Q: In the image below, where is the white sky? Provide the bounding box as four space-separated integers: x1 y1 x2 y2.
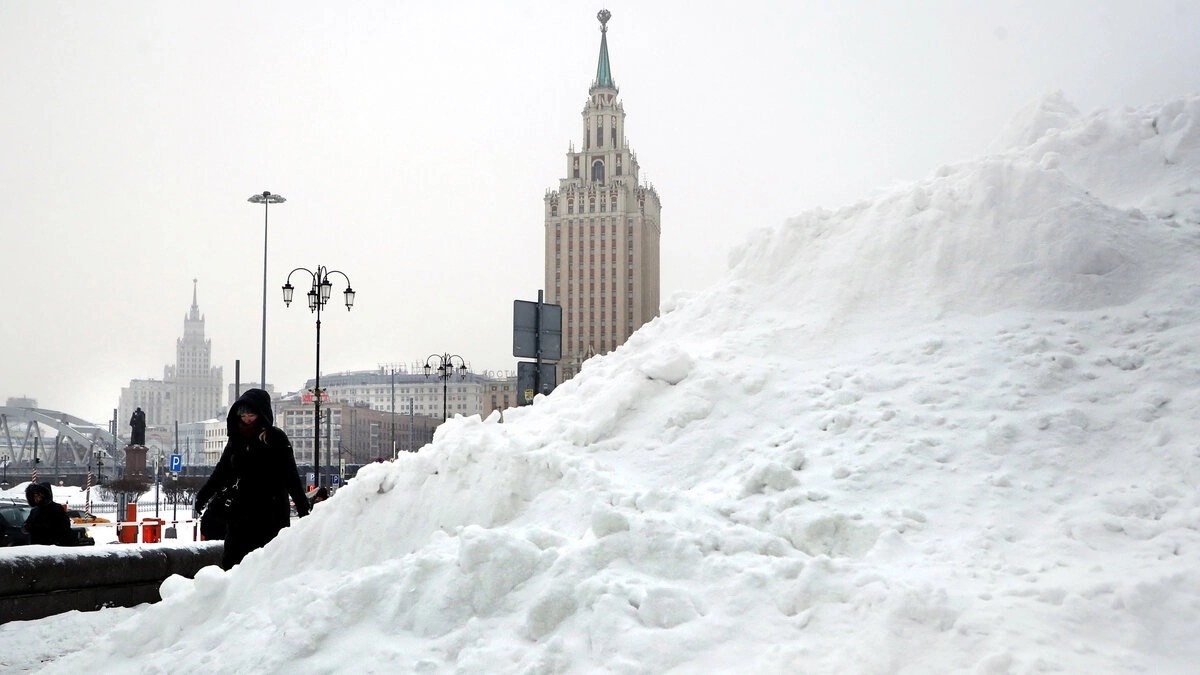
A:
3 1 1200 424
2 90 1199 671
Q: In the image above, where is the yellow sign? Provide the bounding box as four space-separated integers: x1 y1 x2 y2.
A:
524 388 535 402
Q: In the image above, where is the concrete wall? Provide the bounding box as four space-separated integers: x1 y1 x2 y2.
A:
0 542 223 624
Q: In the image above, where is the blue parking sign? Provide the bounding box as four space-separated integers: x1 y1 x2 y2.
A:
169 454 183 472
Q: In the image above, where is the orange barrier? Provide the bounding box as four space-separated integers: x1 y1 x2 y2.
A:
117 503 139 543
141 518 164 544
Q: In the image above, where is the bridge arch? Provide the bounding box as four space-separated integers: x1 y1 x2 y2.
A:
0 407 123 481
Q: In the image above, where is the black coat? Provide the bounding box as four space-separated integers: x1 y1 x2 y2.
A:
24 482 72 546
196 389 309 568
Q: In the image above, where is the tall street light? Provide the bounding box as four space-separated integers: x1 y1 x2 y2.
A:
248 191 286 389
424 353 468 422
283 265 355 488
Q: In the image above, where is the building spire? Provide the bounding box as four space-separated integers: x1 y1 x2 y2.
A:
189 278 200 320
590 9 616 93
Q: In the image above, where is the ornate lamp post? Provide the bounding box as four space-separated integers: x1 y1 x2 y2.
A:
248 191 286 389
283 265 355 488
424 353 468 422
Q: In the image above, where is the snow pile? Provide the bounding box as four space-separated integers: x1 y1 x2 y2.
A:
15 94 1200 673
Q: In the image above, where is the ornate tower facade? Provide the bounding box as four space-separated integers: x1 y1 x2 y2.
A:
544 9 662 381
166 279 224 425
119 281 224 440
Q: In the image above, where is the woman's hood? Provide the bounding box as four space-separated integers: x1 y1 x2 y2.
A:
226 388 275 435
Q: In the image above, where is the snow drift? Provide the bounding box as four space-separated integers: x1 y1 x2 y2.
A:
35 93 1200 673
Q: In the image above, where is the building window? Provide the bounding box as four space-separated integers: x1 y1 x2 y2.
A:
592 160 604 184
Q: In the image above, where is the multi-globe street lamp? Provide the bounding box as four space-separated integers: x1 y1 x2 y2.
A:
424 353 468 422
248 191 286 389
283 265 355 488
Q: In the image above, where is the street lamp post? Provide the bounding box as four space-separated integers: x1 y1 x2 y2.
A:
424 353 468 422
153 449 163 518
391 368 396 456
248 191 286 389
283 265 355 489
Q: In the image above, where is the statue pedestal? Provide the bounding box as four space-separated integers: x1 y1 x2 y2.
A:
124 445 148 479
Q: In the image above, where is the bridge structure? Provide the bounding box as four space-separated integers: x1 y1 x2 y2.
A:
0 406 124 483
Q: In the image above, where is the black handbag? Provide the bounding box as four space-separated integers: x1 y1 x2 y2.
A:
199 482 237 540
213 482 239 513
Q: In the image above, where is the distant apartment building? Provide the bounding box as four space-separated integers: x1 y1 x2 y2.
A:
276 399 440 466
299 366 508 422
276 367 519 463
481 376 519 418
172 417 226 468
227 383 276 409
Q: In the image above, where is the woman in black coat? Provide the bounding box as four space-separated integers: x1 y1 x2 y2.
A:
196 388 310 570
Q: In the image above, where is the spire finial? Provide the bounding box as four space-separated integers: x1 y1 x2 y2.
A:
591 9 616 92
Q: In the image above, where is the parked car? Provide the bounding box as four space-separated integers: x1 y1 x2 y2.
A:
0 500 33 546
65 509 111 525
1 498 94 547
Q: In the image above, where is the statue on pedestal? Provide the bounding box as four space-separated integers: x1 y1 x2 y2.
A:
130 407 146 446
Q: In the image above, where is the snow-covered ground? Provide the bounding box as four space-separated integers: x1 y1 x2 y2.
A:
2 92 1199 673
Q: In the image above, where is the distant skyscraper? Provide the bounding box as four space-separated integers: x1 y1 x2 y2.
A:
119 280 224 434
544 9 662 381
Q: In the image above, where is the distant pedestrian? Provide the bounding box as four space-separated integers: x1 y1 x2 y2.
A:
196 389 309 570
23 482 72 546
310 486 329 507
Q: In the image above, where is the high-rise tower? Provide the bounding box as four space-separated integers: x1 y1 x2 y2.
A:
119 280 224 432
544 9 662 381
167 279 223 425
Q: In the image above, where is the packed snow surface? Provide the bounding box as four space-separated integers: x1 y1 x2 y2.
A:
4 93 1200 673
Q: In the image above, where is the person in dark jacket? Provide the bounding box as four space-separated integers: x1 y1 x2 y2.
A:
310 486 329 507
195 389 310 570
24 482 72 546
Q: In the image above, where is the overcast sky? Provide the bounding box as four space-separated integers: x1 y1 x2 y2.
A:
4 0 1200 425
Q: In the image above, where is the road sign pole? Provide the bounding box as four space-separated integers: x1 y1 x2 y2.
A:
535 289 543 395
